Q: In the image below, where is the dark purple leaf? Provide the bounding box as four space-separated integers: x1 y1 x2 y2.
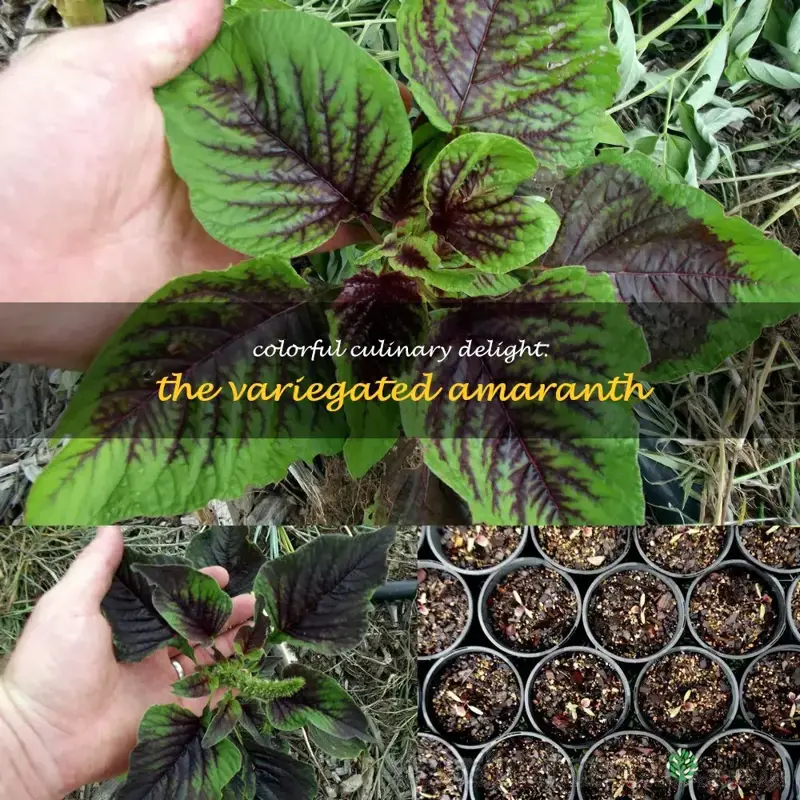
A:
253 527 394 653
118 704 241 800
187 527 265 597
100 548 177 663
133 564 233 646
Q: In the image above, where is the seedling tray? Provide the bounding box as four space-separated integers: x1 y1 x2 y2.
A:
418 525 800 800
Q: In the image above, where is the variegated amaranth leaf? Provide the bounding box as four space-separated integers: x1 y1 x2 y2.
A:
398 0 619 170
401 267 647 524
118 705 241 800
424 133 560 272
157 11 412 257
25 258 346 524
542 150 800 381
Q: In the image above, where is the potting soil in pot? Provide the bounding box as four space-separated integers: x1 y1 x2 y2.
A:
638 526 727 575
537 526 627 570
529 651 626 745
487 565 577 652
638 650 732 741
429 652 520 746
417 566 469 657
694 732 785 799
440 526 523 570
689 567 777 655
416 736 465 800
740 525 800 571
581 733 678 800
477 736 573 800
588 569 678 659
742 650 800 740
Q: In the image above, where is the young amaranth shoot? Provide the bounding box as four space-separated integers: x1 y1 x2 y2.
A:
100 526 394 799
26 0 800 527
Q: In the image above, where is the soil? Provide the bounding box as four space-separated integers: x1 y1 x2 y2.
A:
742 651 800 740
689 568 778 655
429 652 520 746
637 526 727 575
580 733 678 800
793 586 800 633
740 525 800 570
694 732 785 800
529 651 626 745
536 526 627 570
487 565 578 653
416 737 464 800
440 526 523 570
417 567 469 657
587 570 679 659
638 651 732 742
478 736 573 800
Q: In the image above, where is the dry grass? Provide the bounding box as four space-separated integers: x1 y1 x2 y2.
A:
0 524 417 800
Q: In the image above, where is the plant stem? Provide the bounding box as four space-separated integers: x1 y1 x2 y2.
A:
636 0 706 53
609 5 741 114
702 168 800 185
361 218 384 245
54 0 105 26
761 189 800 231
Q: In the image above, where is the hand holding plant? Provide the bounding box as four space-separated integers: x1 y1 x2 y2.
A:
0 525 394 798
0 0 370 370
0 526 256 799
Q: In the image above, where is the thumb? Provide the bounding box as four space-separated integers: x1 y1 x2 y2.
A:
90 0 223 88
55 526 125 610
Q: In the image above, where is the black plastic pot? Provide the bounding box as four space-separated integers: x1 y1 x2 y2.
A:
468 732 576 800
477 557 581 659
736 526 800 577
576 729 684 800
418 560 474 661
634 526 735 581
787 574 800 644
524 646 631 750
531 526 633 576
688 728 793 800
739 645 800 743
685 559 786 662
582 562 686 665
425 525 529 576
795 758 800 800
418 733 469 800
633 645 738 748
421 646 524 751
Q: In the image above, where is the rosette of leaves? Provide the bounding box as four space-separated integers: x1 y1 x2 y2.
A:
24 0 800 526
102 526 394 799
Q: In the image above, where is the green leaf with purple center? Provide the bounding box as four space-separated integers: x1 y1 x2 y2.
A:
424 133 561 273
157 11 412 257
541 150 800 381
266 664 372 741
401 266 648 524
25 257 346 524
118 704 241 800
133 564 234 646
398 0 619 171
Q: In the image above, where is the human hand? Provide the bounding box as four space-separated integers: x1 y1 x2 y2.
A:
0 526 255 799
0 0 372 369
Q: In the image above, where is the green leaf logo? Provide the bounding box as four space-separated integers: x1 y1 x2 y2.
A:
668 749 699 784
